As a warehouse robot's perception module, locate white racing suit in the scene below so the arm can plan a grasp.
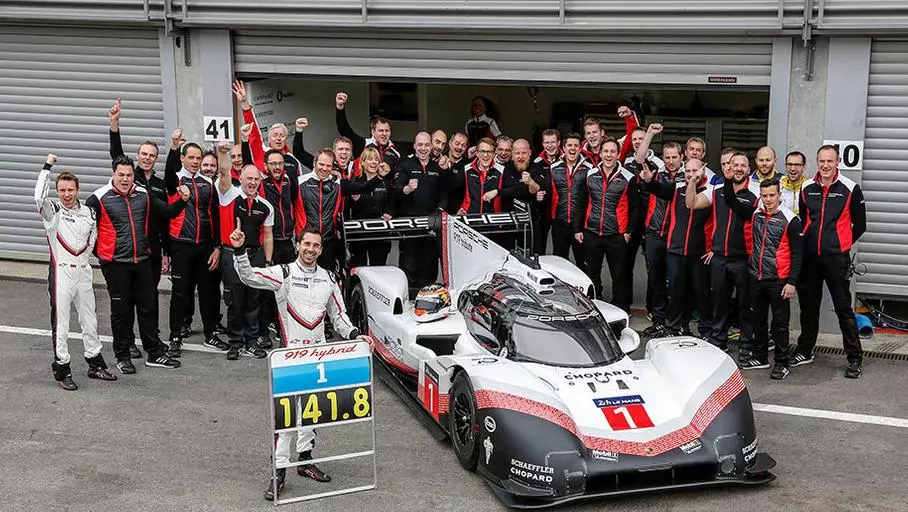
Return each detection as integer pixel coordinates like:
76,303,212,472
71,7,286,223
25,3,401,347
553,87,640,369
35,165,106,381
234,252,359,467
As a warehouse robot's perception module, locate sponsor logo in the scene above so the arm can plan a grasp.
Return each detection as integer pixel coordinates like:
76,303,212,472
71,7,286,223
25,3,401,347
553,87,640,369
525,311,598,322
368,286,391,307
282,344,357,361
453,223,489,251
510,459,554,483
591,449,619,462
483,437,493,465
593,395,655,431
484,416,497,433
564,369,633,381
680,439,702,454
344,217,431,232
593,395,644,408
742,438,758,463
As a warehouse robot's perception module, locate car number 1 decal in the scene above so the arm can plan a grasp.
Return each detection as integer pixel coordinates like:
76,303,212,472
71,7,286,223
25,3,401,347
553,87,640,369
592,395,654,430
421,365,440,421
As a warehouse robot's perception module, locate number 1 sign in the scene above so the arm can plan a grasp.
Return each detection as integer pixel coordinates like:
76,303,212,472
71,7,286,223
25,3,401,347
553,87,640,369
268,340,377,505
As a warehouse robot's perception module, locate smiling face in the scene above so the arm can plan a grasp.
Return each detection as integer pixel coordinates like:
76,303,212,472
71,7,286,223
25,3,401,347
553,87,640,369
495,139,513,163
240,165,262,197
136,143,158,172
477,140,495,168
200,153,218,178
112,163,135,194
816,147,839,183
600,140,619,168
563,137,581,163
334,140,353,168
542,133,560,156
56,178,79,209
584,124,603,148
450,133,468,159
268,124,287,150
512,139,532,170
731,154,750,184
372,121,391,146
414,132,432,161
755,146,777,177
298,232,323,266
785,153,806,181
315,152,334,180
265,152,285,180
431,130,448,158
471,97,487,117
181,145,202,173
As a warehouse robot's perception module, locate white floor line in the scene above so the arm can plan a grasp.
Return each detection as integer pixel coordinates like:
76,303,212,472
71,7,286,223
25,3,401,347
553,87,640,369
752,403,908,429
0,324,223,354
4,323,908,429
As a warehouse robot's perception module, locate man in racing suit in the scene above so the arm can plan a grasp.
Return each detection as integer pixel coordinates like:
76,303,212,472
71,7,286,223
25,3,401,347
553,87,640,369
36,154,117,389
229,227,363,500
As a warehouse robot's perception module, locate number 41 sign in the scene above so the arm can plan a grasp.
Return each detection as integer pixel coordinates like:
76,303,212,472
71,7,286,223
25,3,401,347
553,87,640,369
268,340,377,505
204,116,234,142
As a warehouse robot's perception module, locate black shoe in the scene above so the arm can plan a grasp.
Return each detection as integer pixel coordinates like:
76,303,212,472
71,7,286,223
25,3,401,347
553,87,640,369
87,367,118,381
204,334,229,351
268,322,278,335
166,337,183,359
240,346,267,359
738,357,771,370
770,364,790,380
215,322,228,335
179,325,192,339
59,375,78,391
226,347,240,360
845,360,862,379
768,338,776,352
297,461,331,482
791,351,815,367
642,324,666,337
256,336,273,350
116,359,136,375
263,469,286,501
145,355,181,369
129,345,142,359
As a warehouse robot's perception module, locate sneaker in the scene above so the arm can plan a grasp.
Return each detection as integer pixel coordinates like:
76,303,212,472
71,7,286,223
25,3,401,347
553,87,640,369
204,334,229,351
727,326,741,343
646,312,653,322
770,364,790,380
268,322,278,335
179,325,192,339
226,347,240,360
116,359,136,375
145,355,181,369
59,375,78,391
768,338,776,352
738,357,771,370
297,457,331,483
240,346,267,359
87,367,118,381
263,469,285,501
845,360,863,379
166,337,183,359
215,322,228,335
256,336,273,350
128,345,142,359
642,324,666,337
791,352,815,367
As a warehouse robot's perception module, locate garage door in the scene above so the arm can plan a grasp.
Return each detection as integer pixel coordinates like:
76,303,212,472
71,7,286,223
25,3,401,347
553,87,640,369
0,25,164,260
234,31,773,87
858,40,908,297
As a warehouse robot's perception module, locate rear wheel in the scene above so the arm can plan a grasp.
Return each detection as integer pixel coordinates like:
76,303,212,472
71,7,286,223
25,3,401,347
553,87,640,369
449,371,479,471
349,283,369,336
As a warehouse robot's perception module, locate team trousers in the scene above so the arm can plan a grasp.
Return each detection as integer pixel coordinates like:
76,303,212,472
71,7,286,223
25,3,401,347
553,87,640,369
752,279,791,365
666,253,711,334
550,221,586,274
168,241,219,339
222,247,264,350
709,256,753,350
100,260,167,361
796,252,862,362
583,232,631,310
643,233,668,325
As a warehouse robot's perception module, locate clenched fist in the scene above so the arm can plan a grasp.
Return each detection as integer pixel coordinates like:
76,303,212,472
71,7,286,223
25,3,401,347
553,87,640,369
336,92,348,110
171,128,186,150
295,117,309,132
240,123,254,142
177,184,191,201
108,99,122,124
46,153,58,166
647,123,663,135
617,106,633,119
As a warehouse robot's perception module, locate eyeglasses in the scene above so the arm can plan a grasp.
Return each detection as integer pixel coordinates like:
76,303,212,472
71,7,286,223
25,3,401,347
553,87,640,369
785,162,804,167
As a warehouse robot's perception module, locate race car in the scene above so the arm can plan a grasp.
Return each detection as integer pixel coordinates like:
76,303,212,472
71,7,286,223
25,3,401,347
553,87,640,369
341,209,776,508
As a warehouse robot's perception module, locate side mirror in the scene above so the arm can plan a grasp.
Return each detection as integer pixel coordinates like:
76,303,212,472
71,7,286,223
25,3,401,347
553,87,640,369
618,328,640,355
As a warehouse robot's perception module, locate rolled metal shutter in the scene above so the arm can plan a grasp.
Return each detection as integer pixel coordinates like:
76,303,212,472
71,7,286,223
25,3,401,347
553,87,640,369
234,31,773,87
857,39,908,297
0,25,164,261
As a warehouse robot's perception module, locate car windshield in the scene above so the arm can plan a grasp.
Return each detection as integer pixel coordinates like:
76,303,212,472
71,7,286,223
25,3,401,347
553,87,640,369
509,314,624,367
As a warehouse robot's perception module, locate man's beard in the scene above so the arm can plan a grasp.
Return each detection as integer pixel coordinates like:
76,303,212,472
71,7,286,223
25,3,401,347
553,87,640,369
733,175,747,184
515,161,528,172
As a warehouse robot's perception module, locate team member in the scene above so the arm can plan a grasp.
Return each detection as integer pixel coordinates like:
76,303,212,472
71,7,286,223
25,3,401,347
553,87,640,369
431,129,448,162
443,131,471,214
574,138,639,309
335,91,411,171
724,175,803,379
199,146,230,348
108,99,167,358
781,150,808,214
795,145,867,378
87,156,187,373
458,138,507,215
228,228,363,500
349,148,394,266
465,96,501,146
510,138,547,254
395,132,447,293
535,129,563,174
753,146,784,182
494,135,514,166
217,152,274,360
36,154,117,390
686,153,760,352
549,133,593,272
163,130,221,358
684,137,720,185
640,158,712,337
581,107,639,166
233,80,304,177
295,149,381,274
531,129,562,253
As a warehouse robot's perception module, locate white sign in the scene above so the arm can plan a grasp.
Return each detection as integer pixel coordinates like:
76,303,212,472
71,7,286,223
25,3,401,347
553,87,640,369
822,140,864,171
203,116,233,142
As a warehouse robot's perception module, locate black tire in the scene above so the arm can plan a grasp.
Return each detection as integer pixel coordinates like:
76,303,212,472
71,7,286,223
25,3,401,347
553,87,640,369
349,283,369,336
449,371,480,471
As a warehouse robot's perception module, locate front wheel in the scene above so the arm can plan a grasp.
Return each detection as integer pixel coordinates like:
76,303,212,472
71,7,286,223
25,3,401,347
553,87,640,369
449,371,479,471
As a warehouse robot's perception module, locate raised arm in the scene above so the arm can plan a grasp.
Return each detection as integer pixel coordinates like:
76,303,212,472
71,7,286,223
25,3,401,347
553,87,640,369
685,170,712,210
617,106,640,162
293,117,315,170
164,128,185,194
640,162,675,200
335,92,366,156
35,154,57,222
722,179,757,220
152,185,189,218
233,237,285,292
232,80,265,171
108,99,125,160
216,140,234,196
635,123,662,165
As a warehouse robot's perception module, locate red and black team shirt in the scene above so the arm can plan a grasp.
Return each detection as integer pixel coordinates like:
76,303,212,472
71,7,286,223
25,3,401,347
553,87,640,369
646,178,712,256
573,164,639,237
798,172,867,256
549,158,594,225
707,179,760,258
460,161,505,214
218,185,274,249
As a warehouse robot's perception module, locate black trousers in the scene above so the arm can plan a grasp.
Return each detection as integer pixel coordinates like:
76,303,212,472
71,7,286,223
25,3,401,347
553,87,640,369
666,253,711,334
752,279,791,365
643,233,668,325
531,210,550,256
550,221,586,274
100,261,167,361
349,241,391,267
797,252,862,362
624,231,643,310
168,241,220,339
583,232,631,310
400,238,439,295
222,247,264,349
259,238,297,336
709,256,753,350
317,237,344,275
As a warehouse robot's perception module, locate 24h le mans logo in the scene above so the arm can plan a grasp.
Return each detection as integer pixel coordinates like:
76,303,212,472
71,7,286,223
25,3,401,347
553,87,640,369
592,395,655,430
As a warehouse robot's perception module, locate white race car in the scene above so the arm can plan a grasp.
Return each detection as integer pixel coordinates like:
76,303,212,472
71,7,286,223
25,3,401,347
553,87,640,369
342,211,775,508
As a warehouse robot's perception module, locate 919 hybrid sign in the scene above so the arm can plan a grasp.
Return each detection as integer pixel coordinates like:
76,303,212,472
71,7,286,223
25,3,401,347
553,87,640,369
823,140,864,171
